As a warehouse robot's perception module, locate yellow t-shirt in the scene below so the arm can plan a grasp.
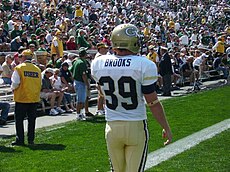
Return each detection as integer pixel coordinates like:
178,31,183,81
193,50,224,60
147,52,158,63
51,36,64,57
216,41,225,53
168,21,175,29
75,9,83,17
143,27,150,37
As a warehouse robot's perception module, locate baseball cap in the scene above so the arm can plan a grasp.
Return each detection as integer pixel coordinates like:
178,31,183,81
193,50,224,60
61,62,69,67
31,34,36,38
78,47,87,56
97,42,108,49
44,68,54,74
148,45,155,50
201,53,208,59
21,49,33,56
29,43,35,47
55,30,62,35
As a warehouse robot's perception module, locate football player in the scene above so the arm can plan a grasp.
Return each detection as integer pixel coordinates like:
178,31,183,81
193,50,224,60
91,24,172,172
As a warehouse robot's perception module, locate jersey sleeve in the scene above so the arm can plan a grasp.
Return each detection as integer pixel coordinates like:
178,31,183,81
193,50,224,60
141,60,158,94
91,59,99,83
142,60,158,86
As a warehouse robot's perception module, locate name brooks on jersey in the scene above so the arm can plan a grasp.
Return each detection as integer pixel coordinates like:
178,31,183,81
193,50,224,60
104,58,131,67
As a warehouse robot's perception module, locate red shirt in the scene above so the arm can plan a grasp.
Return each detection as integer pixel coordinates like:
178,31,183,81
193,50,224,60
66,41,77,50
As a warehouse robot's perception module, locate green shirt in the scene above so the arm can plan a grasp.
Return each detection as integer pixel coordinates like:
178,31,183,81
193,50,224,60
11,30,23,39
55,59,63,69
76,35,91,49
70,58,87,82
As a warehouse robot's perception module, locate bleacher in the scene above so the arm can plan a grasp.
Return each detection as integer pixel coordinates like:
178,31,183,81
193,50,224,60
0,82,99,120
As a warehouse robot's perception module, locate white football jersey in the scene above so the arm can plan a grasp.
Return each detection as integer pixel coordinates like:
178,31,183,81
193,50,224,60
91,54,158,121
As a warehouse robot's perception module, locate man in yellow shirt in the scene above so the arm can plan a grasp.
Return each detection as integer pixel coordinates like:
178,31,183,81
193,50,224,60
51,30,64,62
147,45,159,64
212,36,225,55
75,4,83,18
11,49,42,146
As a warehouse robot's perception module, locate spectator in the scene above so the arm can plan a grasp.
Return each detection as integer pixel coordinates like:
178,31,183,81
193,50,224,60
40,68,65,116
13,0,22,11
55,54,67,69
95,42,109,58
20,32,28,47
10,23,23,40
76,29,91,49
50,68,75,112
179,30,189,46
10,36,22,51
0,28,10,51
159,47,173,96
45,29,56,45
84,54,94,117
147,45,159,64
11,52,21,69
28,44,37,62
70,47,90,120
213,55,229,79
212,36,225,56
94,42,109,116
102,34,111,47
193,53,209,79
181,56,198,85
11,49,41,146
66,35,76,50
51,30,64,61
0,101,10,125
74,4,83,18
28,34,39,49
2,54,14,85
59,62,74,90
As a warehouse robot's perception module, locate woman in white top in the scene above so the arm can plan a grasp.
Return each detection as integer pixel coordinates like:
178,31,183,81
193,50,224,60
50,69,75,112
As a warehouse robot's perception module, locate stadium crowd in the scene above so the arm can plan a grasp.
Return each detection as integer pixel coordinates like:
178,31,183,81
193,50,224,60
0,0,230,121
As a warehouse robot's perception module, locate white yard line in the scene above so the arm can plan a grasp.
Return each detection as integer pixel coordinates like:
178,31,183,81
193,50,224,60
145,119,230,171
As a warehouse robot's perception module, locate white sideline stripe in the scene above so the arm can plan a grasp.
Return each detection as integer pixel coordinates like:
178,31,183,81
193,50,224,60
145,119,230,170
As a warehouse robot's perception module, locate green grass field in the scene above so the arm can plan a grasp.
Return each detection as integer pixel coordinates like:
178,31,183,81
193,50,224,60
0,86,229,172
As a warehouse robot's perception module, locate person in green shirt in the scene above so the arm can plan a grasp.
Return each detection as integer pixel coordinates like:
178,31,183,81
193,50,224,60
76,29,91,49
70,47,90,120
10,23,23,39
28,34,39,49
35,23,46,36
55,55,67,69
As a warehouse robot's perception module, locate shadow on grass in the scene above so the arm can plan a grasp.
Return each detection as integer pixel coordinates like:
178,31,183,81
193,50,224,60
0,146,22,153
0,135,15,139
85,116,106,123
28,143,66,151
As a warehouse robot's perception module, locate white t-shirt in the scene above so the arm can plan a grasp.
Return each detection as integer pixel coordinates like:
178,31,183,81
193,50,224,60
190,33,198,42
175,22,180,31
7,20,14,31
91,54,158,121
50,75,62,90
193,56,203,67
180,35,189,45
95,2,102,9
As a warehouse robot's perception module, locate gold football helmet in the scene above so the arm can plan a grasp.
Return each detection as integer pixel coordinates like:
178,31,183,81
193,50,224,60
111,24,140,53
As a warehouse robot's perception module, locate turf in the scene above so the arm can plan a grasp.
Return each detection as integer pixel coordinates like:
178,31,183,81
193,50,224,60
0,86,229,171
146,129,230,172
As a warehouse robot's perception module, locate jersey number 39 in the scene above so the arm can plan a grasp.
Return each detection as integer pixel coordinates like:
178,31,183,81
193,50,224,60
99,76,138,110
